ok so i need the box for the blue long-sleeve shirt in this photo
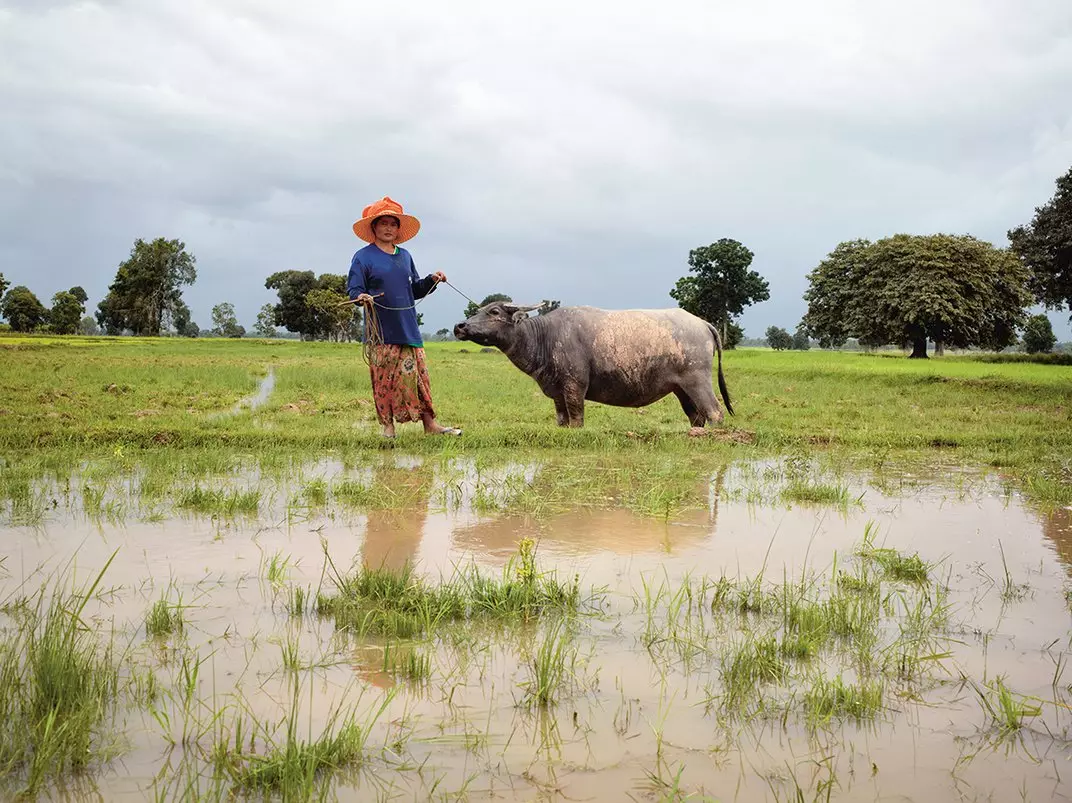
[347,243,437,347]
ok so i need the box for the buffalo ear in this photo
[509,303,543,324]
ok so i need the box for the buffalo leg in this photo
[553,396,569,427]
[674,389,707,427]
[679,381,724,426]
[563,383,586,427]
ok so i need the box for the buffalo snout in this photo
[453,322,469,340]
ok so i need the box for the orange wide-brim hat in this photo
[352,196,421,244]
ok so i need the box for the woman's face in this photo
[372,216,400,243]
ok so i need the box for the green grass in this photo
[316,540,587,639]
[176,486,260,516]
[145,597,184,640]
[521,618,577,708]
[1,337,1069,463]
[213,676,395,799]
[803,674,885,726]
[972,677,1043,735]
[0,553,121,795]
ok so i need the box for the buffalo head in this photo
[453,302,544,347]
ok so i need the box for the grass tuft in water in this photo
[0,552,120,794]
[316,539,585,639]
[804,674,884,726]
[177,486,260,516]
[521,618,576,708]
[972,676,1042,735]
[216,677,395,798]
[382,643,432,684]
[145,596,185,640]
[856,523,930,585]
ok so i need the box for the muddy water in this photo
[2,456,1070,801]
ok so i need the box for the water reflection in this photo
[451,465,727,559]
[1042,505,1072,570]
[358,461,433,572]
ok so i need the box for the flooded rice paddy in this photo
[1,453,1070,801]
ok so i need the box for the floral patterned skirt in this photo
[369,344,436,426]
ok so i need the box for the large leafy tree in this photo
[49,290,85,335]
[463,293,512,319]
[1,286,48,332]
[1009,166,1072,319]
[96,238,197,336]
[803,234,1031,358]
[669,238,770,347]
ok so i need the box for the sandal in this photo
[432,427,463,436]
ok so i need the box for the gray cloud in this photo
[1,0,1070,337]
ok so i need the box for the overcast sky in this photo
[2,0,1071,339]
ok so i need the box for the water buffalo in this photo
[453,303,733,429]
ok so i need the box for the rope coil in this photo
[349,279,476,365]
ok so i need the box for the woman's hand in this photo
[431,271,447,284]
[355,293,374,307]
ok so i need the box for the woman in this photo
[347,196,461,439]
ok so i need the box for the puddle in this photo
[1,456,1070,800]
[207,367,276,419]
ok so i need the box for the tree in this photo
[254,303,278,338]
[765,326,793,350]
[183,322,200,338]
[0,286,48,332]
[538,299,561,316]
[211,302,245,338]
[1009,166,1072,320]
[305,289,356,342]
[435,328,450,340]
[1022,314,1057,354]
[803,234,1031,358]
[49,290,84,334]
[669,238,770,347]
[265,271,353,340]
[79,316,100,336]
[0,273,9,300]
[464,293,512,319]
[791,325,811,350]
[96,238,197,336]
[68,286,88,304]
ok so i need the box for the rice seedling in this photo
[177,486,260,516]
[145,596,185,640]
[214,675,396,799]
[264,550,296,593]
[284,585,311,617]
[316,540,588,639]
[972,677,1042,735]
[998,541,1031,602]
[720,634,788,713]
[782,479,856,507]
[382,642,432,684]
[521,618,577,708]
[856,523,931,585]
[803,674,884,726]
[0,552,121,795]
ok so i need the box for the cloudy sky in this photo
[2,0,1071,339]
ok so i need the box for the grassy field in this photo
[1,334,1069,498]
